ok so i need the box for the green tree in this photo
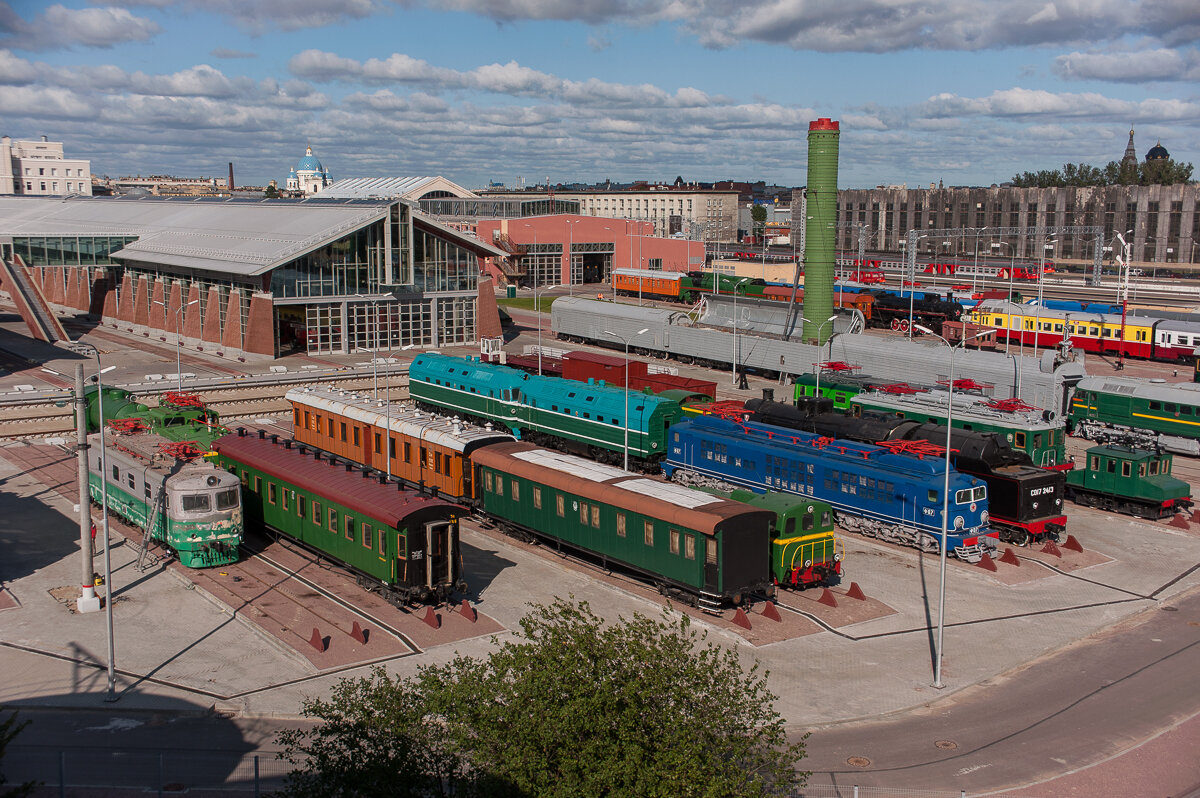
[1141,158,1194,185]
[1011,158,1194,187]
[264,183,280,199]
[751,204,768,240]
[1,710,37,798]
[277,599,807,798]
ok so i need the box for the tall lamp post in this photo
[59,341,118,700]
[603,328,649,470]
[913,325,991,690]
[990,241,1016,354]
[731,277,750,382]
[533,283,557,375]
[153,298,199,392]
[1031,240,1057,355]
[801,315,838,395]
[971,228,988,294]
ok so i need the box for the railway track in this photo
[0,377,409,440]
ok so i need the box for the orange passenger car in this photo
[287,385,513,502]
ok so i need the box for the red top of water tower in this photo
[809,118,840,131]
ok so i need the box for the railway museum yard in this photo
[1,289,1200,794]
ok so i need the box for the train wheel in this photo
[890,318,900,331]
[917,533,939,553]
[899,319,910,333]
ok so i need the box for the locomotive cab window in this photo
[1122,462,1132,477]
[182,493,211,512]
[268,483,277,504]
[345,516,354,540]
[329,508,338,532]
[1149,461,1159,475]
[217,489,238,510]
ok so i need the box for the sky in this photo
[1,0,1198,191]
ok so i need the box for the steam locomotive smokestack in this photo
[801,119,840,346]
[228,162,234,190]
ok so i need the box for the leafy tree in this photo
[1141,158,1193,185]
[751,204,768,239]
[263,183,280,199]
[1011,158,1194,187]
[277,599,807,798]
[1,710,37,798]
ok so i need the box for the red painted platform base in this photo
[1170,513,1191,530]
[422,607,441,630]
[732,608,752,630]
[975,552,997,571]
[308,628,326,652]
[1040,539,1062,557]
[817,589,838,608]
[999,547,1021,566]
[846,582,866,601]
[351,621,368,645]
[760,601,781,622]
[1063,534,1084,553]
[460,599,477,623]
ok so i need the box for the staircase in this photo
[489,232,528,279]
[0,254,70,343]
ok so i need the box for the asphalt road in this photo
[801,587,1200,795]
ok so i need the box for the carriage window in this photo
[294,408,301,425]
[374,433,381,454]
[182,494,211,512]
[1182,406,1193,415]
[217,489,238,510]
[705,538,717,564]
[580,502,588,523]
[298,495,306,517]
[1090,455,1099,471]
[512,480,520,501]
[328,419,334,436]
[435,452,443,474]
[821,511,833,527]
[1164,403,1177,413]
[145,486,152,501]
[1121,462,1131,477]
[1015,432,1026,448]
[340,422,347,442]
[240,470,248,485]
[533,487,542,509]
[362,524,372,549]
[644,521,654,546]
[484,471,493,493]
[800,515,812,532]
[353,427,361,447]
[1149,461,1159,475]
[1107,460,1116,473]
[329,508,337,532]
[268,483,277,504]
[685,534,696,560]
[1138,463,1146,477]
[345,516,354,540]
[669,529,680,555]
[404,441,412,463]
[556,494,565,517]
[616,512,625,536]
[254,476,261,494]
[379,530,386,556]
[495,477,503,497]
[591,505,600,527]
[127,474,135,490]
[313,500,321,524]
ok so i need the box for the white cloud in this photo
[0,48,36,83]
[1053,48,1199,82]
[1,4,161,50]
[188,0,382,33]
[918,87,1200,122]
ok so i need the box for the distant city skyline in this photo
[1,1,1197,191]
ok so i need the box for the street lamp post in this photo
[533,283,557,375]
[971,228,988,294]
[1031,240,1057,354]
[731,277,750,382]
[990,241,1016,354]
[60,341,118,700]
[914,325,991,690]
[153,298,199,392]
[801,315,838,396]
[603,328,649,470]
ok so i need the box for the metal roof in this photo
[320,176,475,201]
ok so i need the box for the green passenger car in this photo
[409,353,685,468]
[214,430,465,606]
[472,441,774,609]
[1065,444,1194,519]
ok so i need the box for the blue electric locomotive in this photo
[662,415,998,562]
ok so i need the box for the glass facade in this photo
[12,235,137,267]
[412,228,478,293]
[270,224,384,299]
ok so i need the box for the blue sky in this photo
[2,0,1198,189]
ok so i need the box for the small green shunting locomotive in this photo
[1065,444,1193,519]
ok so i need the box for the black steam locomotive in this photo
[742,396,1067,546]
[868,291,964,335]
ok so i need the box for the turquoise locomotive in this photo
[214,429,466,606]
[87,428,242,568]
[408,353,685,469]
[1066,445,1193,519]
[663,414,997,562]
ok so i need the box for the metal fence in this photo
[9,747,293,797]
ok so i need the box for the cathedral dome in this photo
[296,146,324,173]
[1146,141,1170,161]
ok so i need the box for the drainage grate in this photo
[934,740,958,750]
[846,756,871,768]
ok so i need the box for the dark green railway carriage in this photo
[214,430,465,606]
[409,353,684,467]
[1065,444,1193,519]
[472,441,774,609]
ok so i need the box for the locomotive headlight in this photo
[833,553,842,562]
[954,516,964,529]
[1056,498,1062,506]
[804,560,812,568]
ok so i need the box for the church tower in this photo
[1118,127,1139,184]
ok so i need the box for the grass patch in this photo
[497,296,555,313]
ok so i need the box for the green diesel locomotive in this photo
[1065,444,1193,519]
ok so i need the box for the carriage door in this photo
[703,537,719,591]
[425,520,455,587]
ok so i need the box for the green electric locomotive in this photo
[85,385,227,449]
[1065,444,1194,519]
[1068,376,1200,457]
[87,429,242,567]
